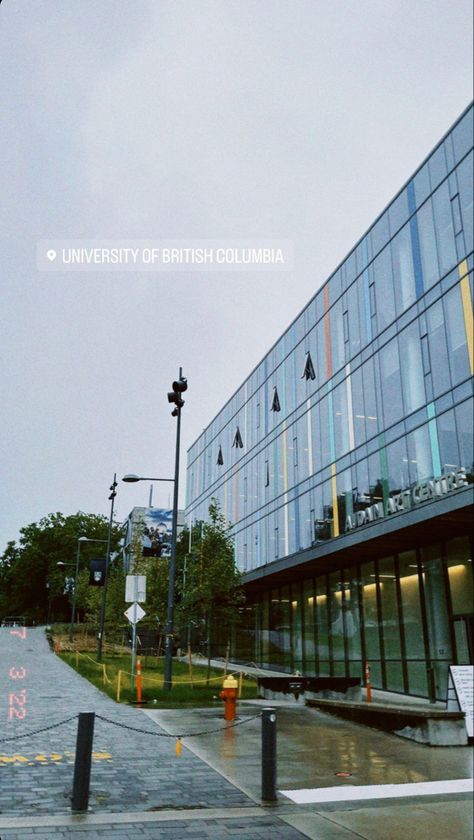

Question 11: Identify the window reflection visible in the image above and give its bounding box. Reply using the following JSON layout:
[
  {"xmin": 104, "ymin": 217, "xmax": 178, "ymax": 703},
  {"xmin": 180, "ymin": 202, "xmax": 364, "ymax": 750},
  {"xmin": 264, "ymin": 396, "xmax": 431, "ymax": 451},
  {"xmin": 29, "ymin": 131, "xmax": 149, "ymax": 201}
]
[
  {"xmin": 392, "ymin": 223, "xmax": 417, "ymax": 311},
  {"xmin": 379, "ymin": 339, "xmax": 403, "ymax": 427}
]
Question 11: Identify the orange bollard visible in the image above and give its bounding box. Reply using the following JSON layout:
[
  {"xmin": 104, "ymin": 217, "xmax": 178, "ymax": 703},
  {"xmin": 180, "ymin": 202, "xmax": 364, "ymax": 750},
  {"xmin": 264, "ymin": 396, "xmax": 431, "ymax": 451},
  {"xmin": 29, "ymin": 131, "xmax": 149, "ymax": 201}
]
[
  {"xmin": 365, "ymin": 661, "xmax": 372, "ymax": 703},
  {"xmin": 219, "ymin": 675, "xmax": 238, "ymax": 721},
  {"xmin": 137, "ymin": 657, "xmax": 142, "ymax": 705}
]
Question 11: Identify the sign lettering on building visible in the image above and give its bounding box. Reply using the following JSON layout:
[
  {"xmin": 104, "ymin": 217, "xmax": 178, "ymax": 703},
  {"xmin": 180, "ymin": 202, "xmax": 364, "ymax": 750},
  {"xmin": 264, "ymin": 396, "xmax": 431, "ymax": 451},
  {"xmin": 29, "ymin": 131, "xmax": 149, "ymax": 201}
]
[{"xmin": 345, "ymin": 468, "xmax": 468, "ymax": 533}]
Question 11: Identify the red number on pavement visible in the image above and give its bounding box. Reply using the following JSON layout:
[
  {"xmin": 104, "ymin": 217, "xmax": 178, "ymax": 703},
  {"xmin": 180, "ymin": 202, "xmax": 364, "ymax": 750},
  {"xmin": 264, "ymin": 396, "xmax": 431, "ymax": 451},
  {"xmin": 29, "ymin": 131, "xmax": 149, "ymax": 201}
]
[
  {"xmin": 10, "ymin": 628, "xmax": 26, "ymax": 639},
  {"xmin": 9, "ymin": 666, "xmax": 27, "ymax": 680},
  {"xmin": 8, "ymin": 689, "xmax": 27, "ymax": 719}
]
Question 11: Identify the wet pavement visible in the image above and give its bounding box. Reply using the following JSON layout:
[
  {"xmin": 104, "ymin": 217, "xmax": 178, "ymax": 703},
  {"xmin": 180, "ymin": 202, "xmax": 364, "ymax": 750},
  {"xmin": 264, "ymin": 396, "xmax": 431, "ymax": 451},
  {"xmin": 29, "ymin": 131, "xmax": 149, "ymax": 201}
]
[
  {"xmin": 143, "ymin": 700, "xmax": 473, "ymax": 801},
  {"xmin": 0, "ymin": 628, "xmax": 472, "ymax": 839}
]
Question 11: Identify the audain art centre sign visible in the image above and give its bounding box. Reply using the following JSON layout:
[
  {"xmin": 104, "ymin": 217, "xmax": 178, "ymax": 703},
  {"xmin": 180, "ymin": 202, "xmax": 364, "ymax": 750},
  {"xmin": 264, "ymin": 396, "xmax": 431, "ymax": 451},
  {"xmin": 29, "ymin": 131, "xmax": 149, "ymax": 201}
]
[{"xmin": 345, "ymin": 467, "xmax": 469, "ymax": 533}]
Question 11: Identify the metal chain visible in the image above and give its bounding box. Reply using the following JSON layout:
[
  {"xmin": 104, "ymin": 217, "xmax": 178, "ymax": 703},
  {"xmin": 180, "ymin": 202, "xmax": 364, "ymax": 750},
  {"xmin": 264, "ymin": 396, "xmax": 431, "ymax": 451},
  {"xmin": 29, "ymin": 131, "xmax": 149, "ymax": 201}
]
[
  {"xmin": 0, "ymin": 715, "xmax": 77, "ymax": 744},
  {"xmin": 0, "ymin": 711, "xmax": 262, "ymax": 746},
  {"xmin": 95, "ymin": 712, "xmax": 261, "ymax": 738}
]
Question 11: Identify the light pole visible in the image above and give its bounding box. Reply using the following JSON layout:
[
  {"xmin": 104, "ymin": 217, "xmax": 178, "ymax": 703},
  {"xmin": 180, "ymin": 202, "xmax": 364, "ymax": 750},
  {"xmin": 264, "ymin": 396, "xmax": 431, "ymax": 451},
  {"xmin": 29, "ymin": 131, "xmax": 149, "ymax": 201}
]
[
  {"xmin": 164, "ymin": 368, "xmax": 187, "ymax": 690},
  {"xmin": 58, "ymin": 537, "xmax": 108, "ymax": 642},
  {"xmin": 122, "ymin": 366, "xmax": 187, "ymax": 691},
  {"xmin": 122, "ymin": 473, "xmax": 175, "ymax": 677},
  {"xmin": 97, "ymin": 475, "xmax": 118, "ymax": 662}
]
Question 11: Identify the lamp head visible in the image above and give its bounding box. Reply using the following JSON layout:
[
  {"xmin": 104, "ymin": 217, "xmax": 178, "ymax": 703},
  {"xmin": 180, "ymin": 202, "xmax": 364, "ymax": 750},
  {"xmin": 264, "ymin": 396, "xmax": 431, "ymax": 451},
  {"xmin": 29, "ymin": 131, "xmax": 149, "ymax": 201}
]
[{"xmin": 122, "ymin": 474, "xmax": 140, "ymax": 483}]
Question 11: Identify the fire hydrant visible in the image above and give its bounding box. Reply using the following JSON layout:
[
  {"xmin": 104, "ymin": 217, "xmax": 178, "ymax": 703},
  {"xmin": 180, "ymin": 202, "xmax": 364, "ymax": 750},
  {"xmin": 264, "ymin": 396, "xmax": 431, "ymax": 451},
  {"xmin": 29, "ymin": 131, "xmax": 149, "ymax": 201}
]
[{"xmin": 219, "ymin": 675, "xmax": 238, "ymax": 721}]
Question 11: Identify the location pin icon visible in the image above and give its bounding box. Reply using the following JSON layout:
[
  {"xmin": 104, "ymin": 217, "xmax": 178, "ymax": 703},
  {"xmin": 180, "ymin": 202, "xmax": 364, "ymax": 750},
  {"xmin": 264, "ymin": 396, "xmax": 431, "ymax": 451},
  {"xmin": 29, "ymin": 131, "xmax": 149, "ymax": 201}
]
[{"xmin": 47, "ymin": 250, "xmax": 57, "ymax": 261}]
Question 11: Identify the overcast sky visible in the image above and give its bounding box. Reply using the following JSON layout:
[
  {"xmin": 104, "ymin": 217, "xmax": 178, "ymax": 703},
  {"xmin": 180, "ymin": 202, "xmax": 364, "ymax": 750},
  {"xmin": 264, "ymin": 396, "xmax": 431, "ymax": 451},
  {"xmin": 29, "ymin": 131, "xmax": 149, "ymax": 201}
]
[{"xmin": 1, "ymin": 0, "xmax": 472, "ymax": 551}]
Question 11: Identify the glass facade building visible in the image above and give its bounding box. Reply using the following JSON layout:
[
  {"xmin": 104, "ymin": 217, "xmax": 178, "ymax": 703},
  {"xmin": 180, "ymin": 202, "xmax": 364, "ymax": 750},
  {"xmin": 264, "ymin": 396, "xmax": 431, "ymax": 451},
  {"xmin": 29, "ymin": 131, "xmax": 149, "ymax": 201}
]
[{"xmin": 186, "ymin": 104, "xmax": 474, "ymax": 700}]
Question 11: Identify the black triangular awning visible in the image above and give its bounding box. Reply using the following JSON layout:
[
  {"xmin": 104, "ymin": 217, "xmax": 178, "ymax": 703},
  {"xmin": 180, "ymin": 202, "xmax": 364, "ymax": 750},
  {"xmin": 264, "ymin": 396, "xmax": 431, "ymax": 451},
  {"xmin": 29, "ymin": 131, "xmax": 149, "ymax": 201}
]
[
  {"xmin": 271, "ymin": 387, "xmax": 281, "ymax": 412},
  {"xmin": 302, "ymin": 351, "xmax": 316, "ymax": 381},
  {"xmin": 217, "ymin": 445, "xmax": 224, "ymax": 465},
  {"xmin": 232, "ymin": 427, "xmax": 244, "ymax": 448}
]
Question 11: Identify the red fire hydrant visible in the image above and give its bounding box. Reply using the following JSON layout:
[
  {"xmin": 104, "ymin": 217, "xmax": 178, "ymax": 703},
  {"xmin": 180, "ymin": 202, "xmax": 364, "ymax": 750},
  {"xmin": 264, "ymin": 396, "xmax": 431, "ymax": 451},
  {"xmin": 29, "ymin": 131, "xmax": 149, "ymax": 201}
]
[{"xmin": 219, "ymin": 675, "xmax": 238, "ymax": 721}]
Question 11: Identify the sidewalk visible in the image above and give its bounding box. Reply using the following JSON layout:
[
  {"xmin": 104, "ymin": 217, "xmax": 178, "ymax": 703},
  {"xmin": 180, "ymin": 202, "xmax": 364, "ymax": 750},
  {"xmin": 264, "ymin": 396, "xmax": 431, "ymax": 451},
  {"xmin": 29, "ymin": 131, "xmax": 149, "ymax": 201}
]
[{"xmin": 0, "ymin": 629, "xmax": 472, "ymax": 839}]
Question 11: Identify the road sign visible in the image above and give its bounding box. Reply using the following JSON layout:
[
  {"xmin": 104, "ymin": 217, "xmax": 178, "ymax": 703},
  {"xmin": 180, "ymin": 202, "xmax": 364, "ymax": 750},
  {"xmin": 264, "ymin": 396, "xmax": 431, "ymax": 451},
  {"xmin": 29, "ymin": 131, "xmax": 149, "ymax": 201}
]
[
  {"xmin": 124, "ymin": 602, "xmax": 146, "ymax": 625},
  {"xmin": 125, "ymin": 575, "xmax": 146, "ymax": 603}
]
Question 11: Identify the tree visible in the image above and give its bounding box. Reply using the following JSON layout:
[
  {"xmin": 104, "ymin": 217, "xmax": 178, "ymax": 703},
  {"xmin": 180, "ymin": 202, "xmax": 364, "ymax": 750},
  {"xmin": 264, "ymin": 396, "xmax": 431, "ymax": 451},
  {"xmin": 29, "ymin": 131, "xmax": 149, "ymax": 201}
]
[
  {"xmin": 0, "ymin": 512, "xmax": 123, "ymax": 626},
  {"xmin": 179, "ymin": 499, "xmax": 245, "ymax": 681}
]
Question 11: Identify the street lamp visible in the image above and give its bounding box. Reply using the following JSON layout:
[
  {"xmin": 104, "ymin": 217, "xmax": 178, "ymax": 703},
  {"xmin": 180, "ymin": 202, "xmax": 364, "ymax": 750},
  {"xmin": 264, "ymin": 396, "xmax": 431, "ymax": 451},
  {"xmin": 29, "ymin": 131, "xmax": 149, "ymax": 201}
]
[
  {"xmin": 122, "ymin": 472, "xmax": 175, "ymax": 674},
  {"xmin": 164, "ymin": 368, "xmax": 187, "ymax": 690},
  {"xmin": 58, "ymin": 536, "xmax": 108, "ymax": 642},
  {"xmin": 121, "ymin": 366, "xmax": 187, "ymax": 691},
  {"xmin": 97, "ymin": 475, "xmax": 118, "ymax": 662}
]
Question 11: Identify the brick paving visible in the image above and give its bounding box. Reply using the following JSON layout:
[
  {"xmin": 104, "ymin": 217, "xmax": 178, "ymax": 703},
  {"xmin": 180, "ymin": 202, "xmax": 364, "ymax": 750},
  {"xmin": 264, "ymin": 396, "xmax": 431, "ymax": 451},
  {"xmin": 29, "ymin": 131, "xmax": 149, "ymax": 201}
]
[
  {"xmin": 0, "ymin": 628, "xmax": 308, "ymax": 838},
  {"xmin": 0, "ymin": 814, "xmax": 307, "ymax": 840}
]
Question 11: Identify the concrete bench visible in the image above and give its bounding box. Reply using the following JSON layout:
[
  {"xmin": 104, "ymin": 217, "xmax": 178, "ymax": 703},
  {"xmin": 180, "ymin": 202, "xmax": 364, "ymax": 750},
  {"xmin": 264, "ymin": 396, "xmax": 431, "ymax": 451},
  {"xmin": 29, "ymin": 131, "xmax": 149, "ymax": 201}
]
[
  {"xmin": 306, "ymin": 698, "xmax": 467, "ymax": 746},
  {"xmin": 257, "ymin": 676, "xmax": 361, "ymax": 704}
]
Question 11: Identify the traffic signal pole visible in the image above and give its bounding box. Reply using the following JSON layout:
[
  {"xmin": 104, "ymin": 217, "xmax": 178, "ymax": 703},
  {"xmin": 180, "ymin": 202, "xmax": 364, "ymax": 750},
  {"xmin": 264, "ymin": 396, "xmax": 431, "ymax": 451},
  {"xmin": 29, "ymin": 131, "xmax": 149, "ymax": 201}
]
[
  {"xmin": 164, "ymin": 368, "xmax": 187, "ymax": 690},
  {"xmin": 97, "ymin": 474, "xmax": 117, "ymax": 662}
]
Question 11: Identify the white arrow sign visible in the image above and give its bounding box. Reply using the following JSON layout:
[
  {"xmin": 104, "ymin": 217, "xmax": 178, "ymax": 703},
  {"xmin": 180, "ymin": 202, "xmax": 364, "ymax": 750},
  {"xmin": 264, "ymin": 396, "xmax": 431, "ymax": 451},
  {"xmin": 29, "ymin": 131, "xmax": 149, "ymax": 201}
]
[{"xmin": 124, "ymin": 602, "xmax": 146, "ymax": 625}]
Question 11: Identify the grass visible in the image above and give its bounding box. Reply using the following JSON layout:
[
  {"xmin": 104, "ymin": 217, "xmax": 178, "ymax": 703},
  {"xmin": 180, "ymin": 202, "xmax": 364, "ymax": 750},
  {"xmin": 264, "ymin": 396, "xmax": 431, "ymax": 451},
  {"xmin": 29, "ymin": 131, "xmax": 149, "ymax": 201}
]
[{"xmin": 58, "ymin": 648, "xmax": 258, "ymax": 707}]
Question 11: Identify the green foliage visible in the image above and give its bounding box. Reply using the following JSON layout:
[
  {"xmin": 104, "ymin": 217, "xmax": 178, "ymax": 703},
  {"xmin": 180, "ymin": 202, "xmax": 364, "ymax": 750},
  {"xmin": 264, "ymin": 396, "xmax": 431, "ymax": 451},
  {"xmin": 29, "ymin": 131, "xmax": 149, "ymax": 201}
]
[
  {"xmin": 179, "ymin": 499, "xmax": 244, "ymax": 628},
  {"xmin": 123, "ymin": 499, "xmax": 245, "ymax": 664},
  {"xmin": 0, "ymin": 512, "xmax": 123, "ymax": 624}
]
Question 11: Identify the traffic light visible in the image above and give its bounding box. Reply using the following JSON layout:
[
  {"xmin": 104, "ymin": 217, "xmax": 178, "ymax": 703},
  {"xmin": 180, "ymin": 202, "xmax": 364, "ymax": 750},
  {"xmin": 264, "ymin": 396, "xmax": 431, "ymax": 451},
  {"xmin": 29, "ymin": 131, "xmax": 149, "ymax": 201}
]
[{"xmin": 168, "ymin": 376, "xmax": 187, "ymax": 416}]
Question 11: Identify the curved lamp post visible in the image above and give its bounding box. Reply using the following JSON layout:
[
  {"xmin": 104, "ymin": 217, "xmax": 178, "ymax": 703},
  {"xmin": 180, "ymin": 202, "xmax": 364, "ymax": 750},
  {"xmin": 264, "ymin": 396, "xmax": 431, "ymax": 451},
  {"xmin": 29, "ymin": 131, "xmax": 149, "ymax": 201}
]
[{"xmin": 58, "ymin": 536, "xmax": 107, "ymax": 642}]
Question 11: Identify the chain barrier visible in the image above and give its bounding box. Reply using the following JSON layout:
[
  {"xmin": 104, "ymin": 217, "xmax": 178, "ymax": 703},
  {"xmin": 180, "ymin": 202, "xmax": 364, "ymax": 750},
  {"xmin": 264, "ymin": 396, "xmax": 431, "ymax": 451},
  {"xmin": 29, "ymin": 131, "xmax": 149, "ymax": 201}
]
[
  {"xmin": 0, "ymin": 715, "xmax": 78, "ymax": 744},
  {"xmin": 0, "ymin": 710, "xmax": 261, "ymax": 747},
  {"xmin": 95, "ymin": 711, "xmax": 261, "ymax": 739}
]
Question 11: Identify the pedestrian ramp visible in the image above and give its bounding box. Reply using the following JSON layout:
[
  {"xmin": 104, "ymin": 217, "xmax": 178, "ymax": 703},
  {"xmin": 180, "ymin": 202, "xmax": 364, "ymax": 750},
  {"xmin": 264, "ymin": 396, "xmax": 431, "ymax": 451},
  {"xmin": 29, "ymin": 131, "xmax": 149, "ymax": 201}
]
[{"xmin": 281, "ymin": 777, "xmax": 473, "ymax": 804}]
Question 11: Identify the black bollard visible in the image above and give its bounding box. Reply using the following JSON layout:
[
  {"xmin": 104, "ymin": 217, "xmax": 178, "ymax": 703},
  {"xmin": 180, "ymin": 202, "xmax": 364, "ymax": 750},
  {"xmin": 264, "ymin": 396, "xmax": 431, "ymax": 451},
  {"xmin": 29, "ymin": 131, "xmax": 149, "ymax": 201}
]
[
  {"xmin": 71, "ymin": 712, "xmax": 95, "ymax": 812},
  {"xmin": 261, "ymin": 707, "xmax": 277, "ymax": 802}
]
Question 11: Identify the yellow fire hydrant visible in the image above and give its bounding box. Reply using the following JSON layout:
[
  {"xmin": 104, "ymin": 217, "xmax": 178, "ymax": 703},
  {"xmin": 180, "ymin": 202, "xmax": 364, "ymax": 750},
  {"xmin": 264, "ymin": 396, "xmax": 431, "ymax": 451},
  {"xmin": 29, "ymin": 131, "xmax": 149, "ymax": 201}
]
[{"xmin": 219, "ymin": 675, "xmax": 238, "ymax": 720}]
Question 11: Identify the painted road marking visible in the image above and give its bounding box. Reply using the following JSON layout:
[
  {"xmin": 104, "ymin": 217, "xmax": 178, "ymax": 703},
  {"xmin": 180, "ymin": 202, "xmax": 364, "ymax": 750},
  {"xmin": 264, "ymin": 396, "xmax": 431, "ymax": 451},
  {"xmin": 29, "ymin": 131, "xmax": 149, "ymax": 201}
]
[
  {"xmin": 281, "ymin": 778, "xmax": 473, "ymax": 803},
  {"xmin": 0, "ymin": 751, "xmax": 112, "ymax": 765}
]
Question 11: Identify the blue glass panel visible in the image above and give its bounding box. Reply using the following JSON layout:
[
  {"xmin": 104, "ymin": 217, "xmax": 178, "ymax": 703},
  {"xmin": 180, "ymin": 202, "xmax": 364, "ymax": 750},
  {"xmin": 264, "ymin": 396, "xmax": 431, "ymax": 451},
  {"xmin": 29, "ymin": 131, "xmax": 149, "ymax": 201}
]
[
  {"xmin": 443, "ymin": 285, "xmax": 471, "ymax": 385},
  {"xmin": 452, "ymin": 106, "xmax": 474, "ymax": 163},
  {"xmin": 398, "ymin": 321, "xmax": 425, "ymax": 415},
  {"xmin": 379, "ymin": 339, "xmax": 404, "ymax": 428},
  {"xmin": 373, "ymin": 246, "xmax": 395, "ymax": 331},
  {"xmin": 389, "ymin": 189, "xmax": 410, "ymax": 237},
  {"xmin": 432, "ymin": 181, "xmax": 457, "ymax": 277},
  {"xmin": 416, "ymin": 199, "xmax": 440, "ymax": 290},
  {"xmin": 392, "ymin": 223, "xmax": 417, "ymax": 312},
  {"xmin": 455, "ymin": 398, "xmax": 474, "ymax": 476},
  {"xmin": 428, "ymin": 144, "xmax": 448, "ymax": 191},
  {"xmin": 406, "ymin": 424, "xmax": 433, "ymax": 483},
  {"xmin": 457, "ymin": 152, "xmax": 473, "ymax": 254},
  {"xmin": 371, "ymin": 212, "xmax": 390, "ymax": 257},
  {"xmin": 437, "ymin": 408, "xmax": 459, "ymax": 472}
]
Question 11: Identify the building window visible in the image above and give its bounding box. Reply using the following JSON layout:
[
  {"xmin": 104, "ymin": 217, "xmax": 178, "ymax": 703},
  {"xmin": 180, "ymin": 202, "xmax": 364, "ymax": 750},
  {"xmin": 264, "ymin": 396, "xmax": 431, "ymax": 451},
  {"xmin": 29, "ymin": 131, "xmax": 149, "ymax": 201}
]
[
  {"xmin": 398, "ymin": 551, "xmax": 428, "ymax": 697},
  {"xmin": 379, "ymin": 339, "xmax": 404, "ymax": 428},
  {"xmin": 450, "ymin": 194, "xmax": 463, "ymax": 235},
  {"xmin": 444, "ymin": 285, "xmax": 471, "ymax": 386},
  {"xmin": 217, "ymin": 445, "xmax": 224, "ymax": 466},
  {"xmin": 399, "ymin": 322, "xmax": 425, "ymax": 415},
  {"xmin": 343, "ymin": 310, "xmax": 349, "ymax": 344},
  {"xmin": 369, "ymin": 282, "xmax": 376, "ymax": 318}
]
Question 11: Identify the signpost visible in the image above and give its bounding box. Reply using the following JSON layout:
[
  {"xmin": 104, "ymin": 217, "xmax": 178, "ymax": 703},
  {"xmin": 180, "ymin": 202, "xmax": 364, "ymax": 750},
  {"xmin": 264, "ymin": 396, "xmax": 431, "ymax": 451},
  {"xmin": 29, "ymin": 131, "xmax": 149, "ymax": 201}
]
[
  {"xmin": 125, "ymin": 575, "xmax": 146, "ymax": 603},
  {"xmin": 124, "ymin": 600, "xmax": 146, "ymax": 689},
  {"xmin": 447, "ymin": 665, "xmax": 473, "ymax": 742}
]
